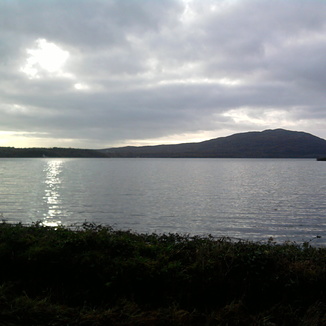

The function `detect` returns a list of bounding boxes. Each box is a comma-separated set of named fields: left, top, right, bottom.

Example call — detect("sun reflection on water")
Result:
left=43, top=160, right=64, bottom=227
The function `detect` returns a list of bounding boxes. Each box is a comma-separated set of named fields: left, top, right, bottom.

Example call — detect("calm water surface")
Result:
left=0, top=158, right=325, bottom=245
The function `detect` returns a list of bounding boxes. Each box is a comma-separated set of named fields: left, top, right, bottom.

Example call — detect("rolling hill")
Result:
left=101, top=129, right=326, bottom=158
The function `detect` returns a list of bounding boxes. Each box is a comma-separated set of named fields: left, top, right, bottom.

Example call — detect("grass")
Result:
left=0, top=221, right=325, bottom=325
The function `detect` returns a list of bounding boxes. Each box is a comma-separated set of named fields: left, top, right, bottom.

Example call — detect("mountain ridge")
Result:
left=101, top=129, right=326, bottom=158
left=1, top=129, right=326, bottom=158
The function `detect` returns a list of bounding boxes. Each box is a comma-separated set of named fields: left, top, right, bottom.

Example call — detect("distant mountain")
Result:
left=101, top=129, right=326, bottom=158
left=2, top=129, right=325, bottom=158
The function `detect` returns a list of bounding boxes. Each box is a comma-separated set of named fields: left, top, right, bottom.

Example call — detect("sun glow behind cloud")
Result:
left=74, top=83, right=90, bottom=90
left=19, top=38, right=91, bottom=93
left=21, top=39, right=70, bottom=79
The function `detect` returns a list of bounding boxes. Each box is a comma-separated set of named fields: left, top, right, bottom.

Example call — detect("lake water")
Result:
left=0, top=158, right=325, bottom=246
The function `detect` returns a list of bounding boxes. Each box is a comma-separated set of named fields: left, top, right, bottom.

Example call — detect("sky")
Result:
left=1, top=0, right=326, bottom=149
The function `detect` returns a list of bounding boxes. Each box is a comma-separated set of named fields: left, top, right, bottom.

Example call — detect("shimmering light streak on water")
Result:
left=42, top=160, right=64, bottom=226
left=0, top=158, right=325, bottom=245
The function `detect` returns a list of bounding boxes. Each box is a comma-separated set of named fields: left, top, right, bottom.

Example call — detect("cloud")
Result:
left=1, top=0, right=326, bottom=148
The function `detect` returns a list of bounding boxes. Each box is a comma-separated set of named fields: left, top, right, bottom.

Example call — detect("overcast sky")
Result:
left=1, top=0, right=326, bottom=148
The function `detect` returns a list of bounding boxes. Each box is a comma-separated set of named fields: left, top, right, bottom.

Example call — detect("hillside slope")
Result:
left=102, top=129, right=326, bottom=158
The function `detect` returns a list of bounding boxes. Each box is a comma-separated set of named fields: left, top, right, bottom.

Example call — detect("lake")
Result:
left=0, top=158, right=325, bottom=245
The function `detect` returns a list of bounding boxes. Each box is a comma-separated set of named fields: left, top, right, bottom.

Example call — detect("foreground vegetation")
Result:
left=0, top=222, right=325, bottom=325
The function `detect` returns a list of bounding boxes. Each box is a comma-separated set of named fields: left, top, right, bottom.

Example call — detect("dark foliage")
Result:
left=0, top=222, right=325, bottom=325
left=0, top=147, right=107, bottom=158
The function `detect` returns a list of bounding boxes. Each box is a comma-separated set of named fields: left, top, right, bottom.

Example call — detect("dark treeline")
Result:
left=0, top=147, right=107, bottom=158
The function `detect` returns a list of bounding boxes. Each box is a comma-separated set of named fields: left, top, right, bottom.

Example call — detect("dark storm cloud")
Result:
left=1, top=0, right=326, bottom=148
